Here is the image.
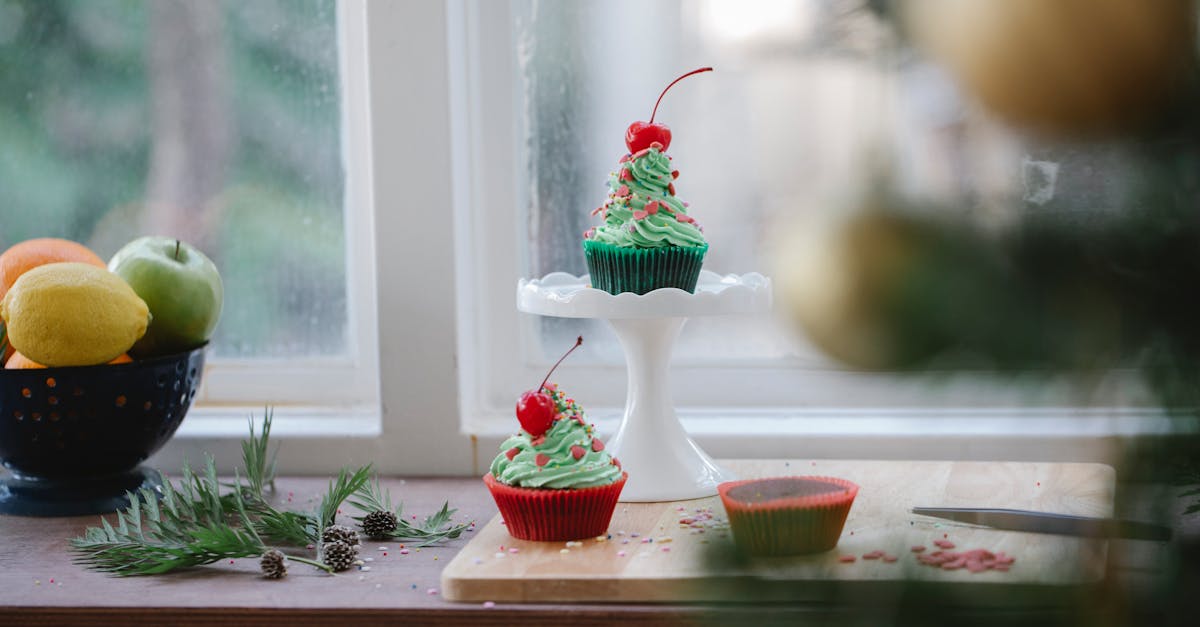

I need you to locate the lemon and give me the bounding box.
[0,262,150,367]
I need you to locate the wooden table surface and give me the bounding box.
[0,472,1194,626]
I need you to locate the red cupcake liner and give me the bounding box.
[484,472,627,541]
[718,476,859,556]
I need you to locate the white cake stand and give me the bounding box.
[516,270,772,502]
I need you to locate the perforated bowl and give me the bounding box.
[0,345,205,516]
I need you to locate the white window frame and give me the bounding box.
[448,0,1194,467]
[154,0,477,475]
[151,0,1193,478]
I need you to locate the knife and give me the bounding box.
[912,507,1173,541]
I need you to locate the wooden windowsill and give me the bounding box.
[0,474,1191,626]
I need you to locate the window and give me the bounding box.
[0,0,379,415]
[2,1,1177,476]
[452,0,1174,461]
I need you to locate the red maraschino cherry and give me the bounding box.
[625,67,713,154]
[515,335,584,437]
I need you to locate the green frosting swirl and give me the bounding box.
[585,147,707,249]
[490,386,622,489]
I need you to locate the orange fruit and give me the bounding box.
[0,238,106,363]
[5,351,132,369]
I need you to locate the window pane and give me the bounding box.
[0,0,345,358]
[515,0,1021,366]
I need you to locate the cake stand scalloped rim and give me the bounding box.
[516,270,773,319]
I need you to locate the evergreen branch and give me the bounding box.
[350,477,472,546]
[70,475,264,576]
[240,407,278,501]
[393,501,471,547]
[346,475,393,514]
[71,408,462,575]
[254,508,318,546]
[319,465,372,530]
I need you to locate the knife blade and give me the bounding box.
[911,507,1172,541]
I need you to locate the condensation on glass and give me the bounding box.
[513,0,1091,367]
[0,0,345,358]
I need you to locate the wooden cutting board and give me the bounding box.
[441,459,1116,604]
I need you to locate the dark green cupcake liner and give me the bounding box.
[583,240,708,295]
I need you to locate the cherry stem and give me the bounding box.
[539,335,583,392]
[650,67,713,124]
[174,239,181,261]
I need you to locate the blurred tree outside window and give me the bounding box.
[0,0,346,359]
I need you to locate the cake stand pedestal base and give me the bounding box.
[605,317,735,502]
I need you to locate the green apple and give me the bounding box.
[108,236,223,358]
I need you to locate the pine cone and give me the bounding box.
[322,524,360,547]
[322,540,359,572]
[260,549,287,579]
[361,510,398,539]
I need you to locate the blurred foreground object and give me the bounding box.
[775,177,1200,407]
[901,0,1197,137]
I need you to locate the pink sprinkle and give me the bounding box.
[911,545,926,552]
[838,555,857,563]
[934,540,956,549]
[427,588,438,595]
[483,601,496,608]
[383,552,388,556]
[882,554,898,563]
[229,560,235,565]
[862,550,883,560]
[49,579,54,583]
[661,547,670,552]
[400,549,410,555]
[508,548,519,554]
[1036,482,1041,487]
[617,551,627,557]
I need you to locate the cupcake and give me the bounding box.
[582,68,712,295]
[485,337,626,541]
[718,476,859,556]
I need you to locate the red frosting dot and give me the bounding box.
[667,183,676,196]
[620,169,634,182]
[676,213,694,223]
[671,170,679,179]
[531,435,546,447]
[505,447,520,461]
[570,445,586,460]
[591,438,604,452]
[617,184,630,196]
[645,201,659,214]
[633,210,648,220]
[535,453,550,467]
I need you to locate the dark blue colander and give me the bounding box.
[0,345,205,516]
